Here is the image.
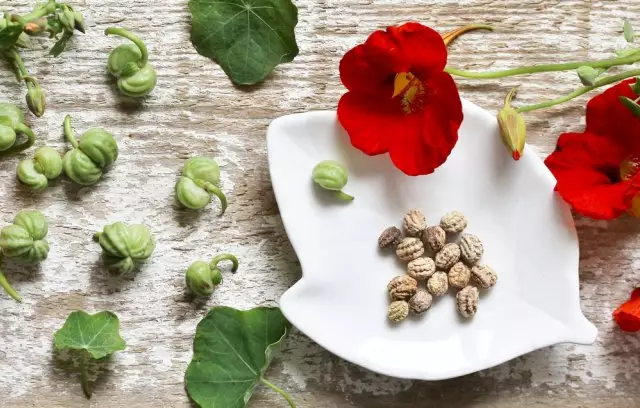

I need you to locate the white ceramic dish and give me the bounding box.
[267,100,597,381]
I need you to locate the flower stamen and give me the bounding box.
[393,72,425,114]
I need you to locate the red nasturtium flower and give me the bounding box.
[544,79,640,220]
[613,288,640,332]
[337,22,463,176]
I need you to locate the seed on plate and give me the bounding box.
[407,257,436,280]
[396,237,424,262]
[471,264,498,289]
[378,226,402,249]
[388,300,410,322]
[440,211,468,234]
[409,289,433,314]
[403,209,426,237]
[435,243,461,270]
[456,286,479,318]
[448,262,471,289]
[422,225,446,253]
[387,275,418,300]
[459,233,484,265]
[426,271,448,297]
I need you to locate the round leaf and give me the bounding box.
[54,311,126,359]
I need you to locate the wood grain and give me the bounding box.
[1,0,640,407]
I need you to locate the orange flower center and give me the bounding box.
[620,155,640,217]
[393,72,425,115]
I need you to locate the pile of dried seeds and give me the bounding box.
[379,209,498,322]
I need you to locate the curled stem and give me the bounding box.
[63,115,79,148]
[516,68,640,113]
[15,0,60,24]
[203,182,228,215]
[445,53,640,79]
[0,123,36,155]
[0,255,22,303]
[442,23,494,46]
[259,377,296,408]
[105,27,148,66]
[210,253,239,273]
[80,351,91,398]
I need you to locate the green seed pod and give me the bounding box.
[176,157,227,213]
[17,146,63,190]
[62,115,118,185]
[0,210,50,302]
[185,254,238,297]
[311,160,354,201]
[105,27,157,97]
[0,103,35,156]
[94,222,156,275]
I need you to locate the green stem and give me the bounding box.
[80,352,92,398]
[202,182,228,215]
[0,256,22,303]
[260,377,296,408]
[210,253,239,273]
[15,0,60,24]
[516,69,640,113]
[445,53,640,79]
[105,27,148,66]
[63,115,79,148]
[335,190,354,201]
[6,47,28,81]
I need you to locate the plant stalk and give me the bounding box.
[0,255,22,302]
[516,69,640,113]
[260,377,296,408]
[63,115,79,148]
[445,53,640,79]
[80,352,92,398]
[104,27,148,65]
[442,24,494,46]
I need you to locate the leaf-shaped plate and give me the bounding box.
[267,100,597,380]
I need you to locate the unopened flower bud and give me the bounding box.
[24,18,48,36]
[59,5,76,32]
[577,66,604,86]
[497,87,526,161]
[24,77,45,117]
[73,10,86,34]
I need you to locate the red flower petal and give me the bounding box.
[386,22,448,77]
[387,72,462,175]
[339,45,393,95]
[586,79,640,150]
[545,132,634,219]
[613,288,640,332]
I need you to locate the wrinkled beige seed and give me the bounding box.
[440,211,468,233]
[396,237,425,261]
[388,300,410,322]
[471,264,498,289]
[426,271,449,297]
[378,226,402,249]
[407,257,436,280]
[422,225,446,253]
[448,262,471,289]
[459,233,484,265]
[403,209,427,236]
[456,286,479,318]
[387,275,418,300]
[409,289,433,314]
[435,243,461,270]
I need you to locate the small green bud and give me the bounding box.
[17,146,63,191]
[94,222,156,276]
[577,66,604,86]
[62,115,118,185]
[0,125,17,151]
[185,254,238,297]
[312,160,354,201]
[25,78,46,117]
[0,210,49,263]
[105,27,157,97]
[497,87,526,161]
[23,18,48,36]
[624,19,635,43]
[176,157,227,213]
[59,5,76,32]
[73,10,86,34]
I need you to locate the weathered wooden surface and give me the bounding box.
[1,0,639,406]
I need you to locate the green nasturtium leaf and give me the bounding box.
[54,310,126,398]
[188,0,299,85]
[185,307,295,408]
